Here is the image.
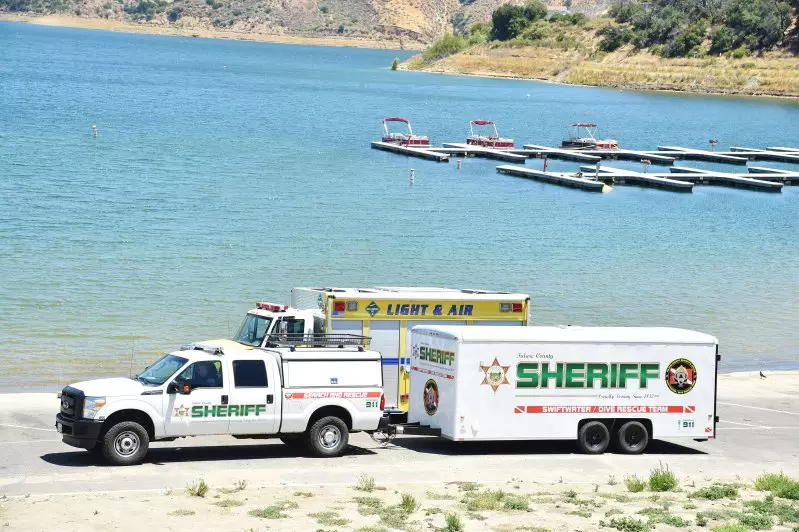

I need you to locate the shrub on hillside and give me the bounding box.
[490,0,547,41]
[422,33,467,61]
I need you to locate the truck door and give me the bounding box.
[227,357,279,435]
[164,360,230,436]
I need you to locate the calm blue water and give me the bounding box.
[2,22,799,390]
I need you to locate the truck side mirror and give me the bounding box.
[167,382,178,395]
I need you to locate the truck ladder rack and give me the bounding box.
[264,333,371,349]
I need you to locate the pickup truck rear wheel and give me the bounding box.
[577,421,610,454]
[101,421,149,466]
[307,416,349,457]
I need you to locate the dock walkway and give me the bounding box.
[667,167,783,191]
[579,165,693,192]
[496,165,609,192]
[440,143,527,163]
[370,141,449,162]
[657,146,749,165]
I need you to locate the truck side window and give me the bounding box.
[313,316,324,334]
[285,319,305,335]
[232,360,268,388]
[176,361,223,389]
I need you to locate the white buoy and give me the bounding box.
[409,168,415,184]
[92,124,98,137]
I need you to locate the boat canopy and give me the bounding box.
[383,117,409,123]
[471,120,494,126]
[569,123,598,128]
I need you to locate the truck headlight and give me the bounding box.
[82,397,106,419]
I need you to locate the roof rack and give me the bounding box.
[264,333,371,351]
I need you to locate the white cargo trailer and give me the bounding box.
[402,325,719,454]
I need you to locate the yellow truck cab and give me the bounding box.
[217,287,530,413]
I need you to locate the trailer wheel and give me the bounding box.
[307,416,349,457]
[577,421,610,454]
[100,421,149,466]
[616,421,649,455]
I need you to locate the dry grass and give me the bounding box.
[407,34,799,97]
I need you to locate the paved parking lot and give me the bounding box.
[0,371,796,497]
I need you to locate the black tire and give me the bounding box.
[306,416,349,457]
[577,420,610,454]
[616,421,649,455]
[101,421,149,466]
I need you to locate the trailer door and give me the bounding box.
[368,320,401,409]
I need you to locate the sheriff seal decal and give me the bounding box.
[423,379,439,416]
[665,358,697,394]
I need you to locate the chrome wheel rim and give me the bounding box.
[114,431,140,456]
[319,425,341,449]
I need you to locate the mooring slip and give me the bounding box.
[441,143,527,163]
[370,141,449,162]
[578,165,693,192]
[671,166,799,185]
[521,144,602,163]
[666,167,783,192]
[728,147,799,163]
[578,149,676,165]
[496,164,610,192]
[656,146,749,165]
[748,166,795,175]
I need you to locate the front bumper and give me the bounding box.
[56,413,103,449]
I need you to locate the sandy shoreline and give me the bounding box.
[0,13,422,50]
[1,473,798,531]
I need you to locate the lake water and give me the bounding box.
[2,22,799,391]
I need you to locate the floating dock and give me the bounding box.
[521,144,601,163]
[728,147,799,163]
[370,141,449,162]
[581,149,676,165]
[578,165,693,192]
[666,167,783,191]
[748,166,796,176]
[496,165,610,192]
[656,146,749,165]
[766,147,799,153]
[440,143,527,163]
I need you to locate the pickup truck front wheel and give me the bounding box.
[101,421,149,466]
[307,416,349,457]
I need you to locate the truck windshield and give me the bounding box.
[234,314,273,347]
[136,354,188,385]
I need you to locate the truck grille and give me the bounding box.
[60,387,84,419]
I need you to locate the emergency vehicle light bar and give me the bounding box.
[180,344,225,356]
[257,302,288,312]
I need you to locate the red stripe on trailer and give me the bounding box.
[411,366,456,379]
[515,405,693,414]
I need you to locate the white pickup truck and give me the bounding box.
[55,337,384,465]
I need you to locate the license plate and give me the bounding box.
[56,422,62,433]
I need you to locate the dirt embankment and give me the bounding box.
[406,43,799,98]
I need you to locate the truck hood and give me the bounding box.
[68,377,147,397]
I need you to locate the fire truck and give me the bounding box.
[213,287,530,413]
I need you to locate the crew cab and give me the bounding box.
[55,337,383,465]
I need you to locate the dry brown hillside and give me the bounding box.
[1,0,557,44]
